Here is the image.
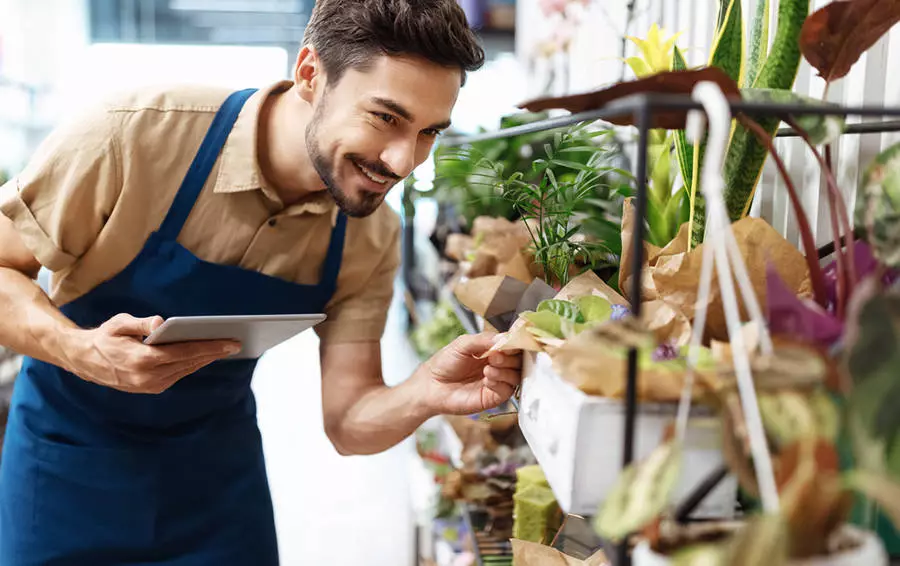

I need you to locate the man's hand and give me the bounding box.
[422,333,522,416]
[63,313,240,394]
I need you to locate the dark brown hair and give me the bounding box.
[302,0,486,86]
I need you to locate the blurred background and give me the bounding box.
[2,2,899,566]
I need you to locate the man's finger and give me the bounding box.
[108,314,165,337]
[483,366,521,387]
[153,340,241,362]
[487,353,522,370]
[454,332,498,356]
[159,353,226,382]
[483,378,515,400]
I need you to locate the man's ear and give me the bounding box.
[294,46,323,103]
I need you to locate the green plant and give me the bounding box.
[676,0,810,246]
[441,124,631,287]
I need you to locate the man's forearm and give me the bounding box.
[0,267,81,373]
[325,364,435,456]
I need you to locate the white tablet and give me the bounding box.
[143,314,327,359]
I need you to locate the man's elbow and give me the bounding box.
[323,419,359,456]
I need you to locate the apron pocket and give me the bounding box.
[29,426,159,561]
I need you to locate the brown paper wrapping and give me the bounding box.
[511,539,609,565]
[619,198,811,342]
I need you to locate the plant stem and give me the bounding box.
[784,118,857,318]
[738,115,829,307]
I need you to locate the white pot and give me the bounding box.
[517,351,737,517]
[632,525,889,566]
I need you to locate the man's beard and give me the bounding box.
[305,103,391,218]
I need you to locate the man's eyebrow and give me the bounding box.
[371,96,452,131]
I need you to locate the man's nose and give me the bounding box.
[380,138,417,180]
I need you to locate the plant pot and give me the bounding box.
[632,524,889,566]
[517,352,737,517]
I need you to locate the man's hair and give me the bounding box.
[302,0,486,86]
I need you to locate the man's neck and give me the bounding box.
[257,87,327,206]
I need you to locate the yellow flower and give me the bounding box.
[624,24,683,78]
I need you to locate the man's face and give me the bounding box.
[306,55,461,218]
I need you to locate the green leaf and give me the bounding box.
[574,295,613,323]
[746,0,771,87]
[845,470,900,530]
[721,514,789,566]
[522,310,565,339]
[593,441,682,542]
[671,544,727,566]
[709,0,745,85]
[720,0,809,230]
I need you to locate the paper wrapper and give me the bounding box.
[550,319,719,401]
[449,216,538,284]
[511,539,608,566]
[486,271,693,358]
[619,198,811,342]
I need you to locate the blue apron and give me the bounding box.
[0,88,347,565]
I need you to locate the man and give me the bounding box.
[0,1,523,564]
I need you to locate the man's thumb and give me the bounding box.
[107,313,165,337]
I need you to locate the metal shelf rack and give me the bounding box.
[430,91,900,566]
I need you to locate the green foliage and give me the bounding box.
[409,301,467,360]
[439,124,632,287]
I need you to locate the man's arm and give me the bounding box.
[320,334,522,456]
[320,340,431,456]
[0,215,82,371]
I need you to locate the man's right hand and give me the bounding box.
[63,313,240,394]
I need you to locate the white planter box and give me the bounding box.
[517,351,738,518]
[632,525,888,566]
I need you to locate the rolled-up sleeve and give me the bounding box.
[0,107,121,272]
[316,217,401,344]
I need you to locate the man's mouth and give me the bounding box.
[353,160,390,185]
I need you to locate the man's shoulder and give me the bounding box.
[101,83,235,116]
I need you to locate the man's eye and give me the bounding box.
[422,129,442,138]
[374,112,396,125]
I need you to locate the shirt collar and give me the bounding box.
[212,80,338,222]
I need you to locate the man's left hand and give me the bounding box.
[421,333,522,416]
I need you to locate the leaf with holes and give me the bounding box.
[800,0,900,84]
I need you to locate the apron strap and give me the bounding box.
[320,212,347,290]
[157,88,257,241]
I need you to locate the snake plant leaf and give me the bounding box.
[746,0,771,87]
[593,440,682,542]
[709,0,745,85]
[716,0,809,236]
[741,88,847,145]
[800,0,900,84]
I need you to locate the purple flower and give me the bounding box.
[652,342,679,362]
[611,304,630,321]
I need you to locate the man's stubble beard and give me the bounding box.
[305,98,386,219]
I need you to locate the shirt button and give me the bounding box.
[268,218,277,227]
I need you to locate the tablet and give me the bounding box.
[143,314,327,359]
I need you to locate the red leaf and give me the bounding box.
[800,0,900,84]
[517,68,742,130]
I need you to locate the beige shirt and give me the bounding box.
[0,81,401,343]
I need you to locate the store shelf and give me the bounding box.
[462,503,513,566]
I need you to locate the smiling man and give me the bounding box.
[0,1,523,565]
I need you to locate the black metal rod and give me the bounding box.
[673,464,730,522]
[777,119,900,138]
[617,102,652,566]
